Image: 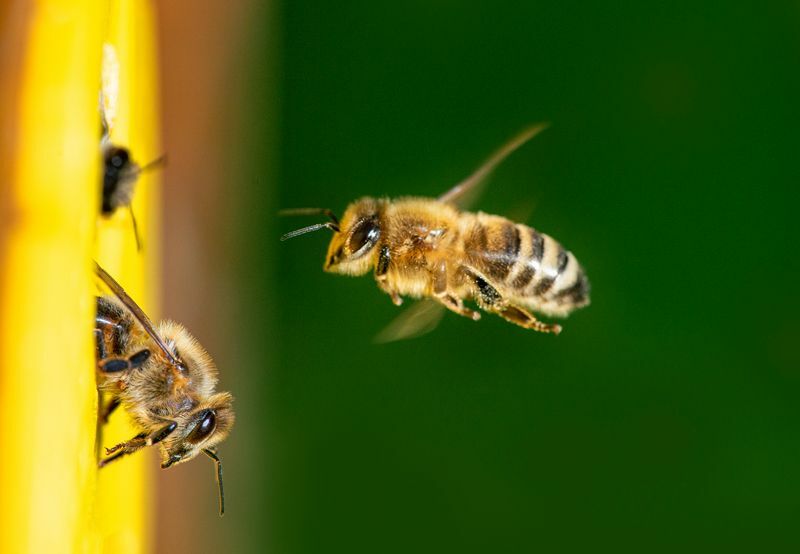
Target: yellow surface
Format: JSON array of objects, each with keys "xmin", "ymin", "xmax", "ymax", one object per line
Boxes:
[{"xmin": 0, "ymin": 1, "xmax": 161, "ymax": 553}]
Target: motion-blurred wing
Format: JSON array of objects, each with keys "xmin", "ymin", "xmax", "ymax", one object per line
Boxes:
[
  {"xmin": 438, "ymin": 123, "xmax": 549, "ymax": 209},
  {"xmin": 374, "ymin": 300, "xmax": 446, "ymax": 343}
]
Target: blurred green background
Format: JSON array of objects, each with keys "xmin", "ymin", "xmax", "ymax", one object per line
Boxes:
[{"xmin": 162, "ymin": 1, "xmax": 800, "ymax": 552}]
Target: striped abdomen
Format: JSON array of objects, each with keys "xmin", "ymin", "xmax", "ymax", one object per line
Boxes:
[{"xmin": 462, "ymin": 213, "xmax": 590, "ymax": 315}]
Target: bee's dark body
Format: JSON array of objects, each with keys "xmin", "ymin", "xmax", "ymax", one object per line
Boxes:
[{"xmin": 101, "ymin": 145, "xmax": 136, "ymax": 215}]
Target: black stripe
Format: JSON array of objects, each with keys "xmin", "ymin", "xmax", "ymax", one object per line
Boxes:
[
  {"xmin": 510, "ymin": 227, "xmax": 543, "ymax": 290},
  {"xmin": 556, "ymin": 248, "xmax": 568, "ymax": 276},
  {"xmin": 505, "ymin": 225, "xmax": 521, "ymax": 262},
  {"xmin": 111, "ymin": 323, "xmax": 125, "ymax": 356},
  {"xmin": 488, "ymin": 223, "xmax": 520, "ymax": 280},
  {"xmin": 466, "ymin": 225, "xmax": 488, "ymax": 258},
  {"xmin": 533, "ymin": 276, "xmax": 555, "ymax": 296},
  {"xmin": 556, "ymin": 270, "xmax": 590, "ymax": 304},
  {"xmin": 512, "ymin": 265, "xmax": 535, "ymax": 289},
  {"xmin": 530, "ymin": 229, "xmax": 544, "ymax": 262},
  {"xmin": 95, "ymin": 329, "xmax": 107, "ymax": 360},
  {"xmin": 129, "ymin": 349, "xmax": 152, "ymax": 368}
]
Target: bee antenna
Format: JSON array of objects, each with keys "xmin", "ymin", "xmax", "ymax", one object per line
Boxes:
[
  {"xmin": 129, "ymin": 205, "xmax": 143, "ymax": 252},
  {"xmin": 203, "ymin": 449, "xmax": 225, "ymax": 516},
  {"xmin": 135, "ymin": 154, "xmax": 167, "ymax": 175},
  {"xmin": 280, "ymin": 222, "xmax": 340, "ymax": 241},
  {"xmin": 279, "ymin": 207, "xmax": 339, "ymax": 227}
]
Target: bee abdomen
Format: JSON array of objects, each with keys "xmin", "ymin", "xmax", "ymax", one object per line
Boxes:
[
  {"xmin": 463, "ymin": 217, "xmax": 590, "ymax": 310},
  {"xmin": 463, "ymin": 217, "xmax": 522, "ymax": 282},
  {"xmin": 506, "ymin": 225, "xmax": 589, "ymax": 307}
]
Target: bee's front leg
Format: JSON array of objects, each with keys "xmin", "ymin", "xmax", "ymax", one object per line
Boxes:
[
  {"xmin": 375, "ymin": 245, "xmax": 403, "ymax": 306},
  {"xmin": 99, "ymin": 431, "xmax": 147, "ymax": 467},
  {"xmin": 99, "ymin": 420, "xmax": 177, "ymax": 467}
]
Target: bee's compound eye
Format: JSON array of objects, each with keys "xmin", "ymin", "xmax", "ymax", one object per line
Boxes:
[
  {"xmin": 106, "ymin": 147, "xmax": 130, "ymax": 170},
  {"xmin": 188, "ymin": 409, "xmax": 216, "ymax": 444},
  {"xmin": 348, "ymin": 218, "xmax": 380, "ymax": 256}
]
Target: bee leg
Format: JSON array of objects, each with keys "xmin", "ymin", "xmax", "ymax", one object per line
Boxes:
[
  {"xmin": 376, "ymin": 245, "xmax": 391, "ymax": 277},
  {"xmin": 490, "ymin": 304, "xmax": 562, "ymax": 335},
  {"xmin": 432, "ymin": 260, "xmax": 480, "ymax": 320},
  {"xmin": 98, "ymin": 421, "xmax": 176, "ymax": 468},
  {"xmin": 433, "ymin": 293, "xmax": 481, "ymax": 321},
  {"xmin": 99, "ymin": 432, "xmax": 147, "ymax": 467},
  {"xmin": 472, "ymin": 273, "xmax": 561, "ymax": 334},
  {"xmin": 100, "ymin": 396, "xmax": 121, "ymax": 424},
  {"xmin": 145, "ymin": 421, "xmax": 178, "ymax": 446},
  {"xmin": 375, "ymin": 245, "xmax": 403, "ymax": 306},
  {"xmin": 377, "ymin": 283, "xmax": 403, "ymax": 306},
  {"xmin": 97, "ymin": 348, "xmax": 151, "ymax": 373}
]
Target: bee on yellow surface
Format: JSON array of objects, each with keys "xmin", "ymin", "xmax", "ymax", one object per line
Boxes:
[
  {"xmin": 281, "ymin": 124, "xmax": 590, "ymax": 338},
  {"xmin": 99, "ymin": 131, "xmax": 164, "ymax": 252},
  {"xmin": 94, "ymin": 262, "xmax": 234, "ymax": 515},
  {"xmin": 99, "ymin": 43, "xmax": 163, "ymax": 251}
]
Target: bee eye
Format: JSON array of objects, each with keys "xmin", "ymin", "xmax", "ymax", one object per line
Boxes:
[
  {"xmin": 348, "ymin": 218, "xmax": 380, "ymax": 256},
  {"xmin": 107, "ymin": 148, "xmax": 130, "ymax": 170},
  {"xmin": 188, "ymin": 409, "xmax": 216, "ymax": 444}
]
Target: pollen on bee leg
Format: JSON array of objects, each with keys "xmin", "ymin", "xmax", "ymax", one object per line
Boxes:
[{"xmin": 390, "ymin": 292, "xmax": 403, "ymax": 306}]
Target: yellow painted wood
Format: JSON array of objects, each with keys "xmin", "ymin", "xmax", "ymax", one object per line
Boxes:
[
  {"xmin": 0, "ymin": 1, "xmax": 161, "ymax": 552},
  {"xmin": 0, "ymin": 1, "xmax": 105, "ymax": 553}
]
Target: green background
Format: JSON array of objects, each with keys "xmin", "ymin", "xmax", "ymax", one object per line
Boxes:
[{"xmin": 225, "ymin": 1, "xmax": 799, "ymax": 551}]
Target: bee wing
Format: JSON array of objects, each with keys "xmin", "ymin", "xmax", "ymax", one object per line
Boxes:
[
  {"xmin": 374, "ymin": 300, "xmax": 446, "ymax": 343},
  {"xmin": 438, "ymin": 123, "xmax": 549, "ymax": 208},
  {"xmin": 94, "ymin": 262, "xmax": 182, "ymax": 367}
]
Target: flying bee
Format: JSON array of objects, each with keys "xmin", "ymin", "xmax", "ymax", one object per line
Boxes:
[
  {"xmin": 94, "ymin": 262, "xmax": 234, "ymax": 515},
  {"xmin": 281, "ymin": 124, "xmax": 590, "ymax": 338}
]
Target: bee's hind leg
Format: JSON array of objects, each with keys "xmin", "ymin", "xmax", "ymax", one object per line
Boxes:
[
  {"xmin": 490, "ymin": 303, "xmax": 562, "ymax": 335},
  {"xmin": 471, "ymin": 272, "xmax": 561, "ymax": 335}
]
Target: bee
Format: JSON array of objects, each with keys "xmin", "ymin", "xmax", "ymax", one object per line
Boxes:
[
  {"xmin": 100, "ymin": 131, "xmax": 164, "ymax": 252},
  {"xmin": 99, "ymin": 43, "xmax": 163, "ymax": 251},
  {"xmin": 281, "ymin": 124, "xmax": 590, "ymax": 337},
  {"xmin": 94, "ymin": 262, "xmax": 234, "ymax": 515}
]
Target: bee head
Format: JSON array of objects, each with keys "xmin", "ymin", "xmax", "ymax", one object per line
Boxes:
[
  {"xmin": 323, "ymin": 198, "xmax": 383, "ymax": 276},
  {"xmin": 102, "ymin": 146, "xmax": 137, "ymax": 214},
  {"xmin": 156, "ymin": 392, "xmax": 233, "ymax": 515},
  {"xmin": 159, "ymin": 392, "xmax": 235, "ymax": 470}
]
